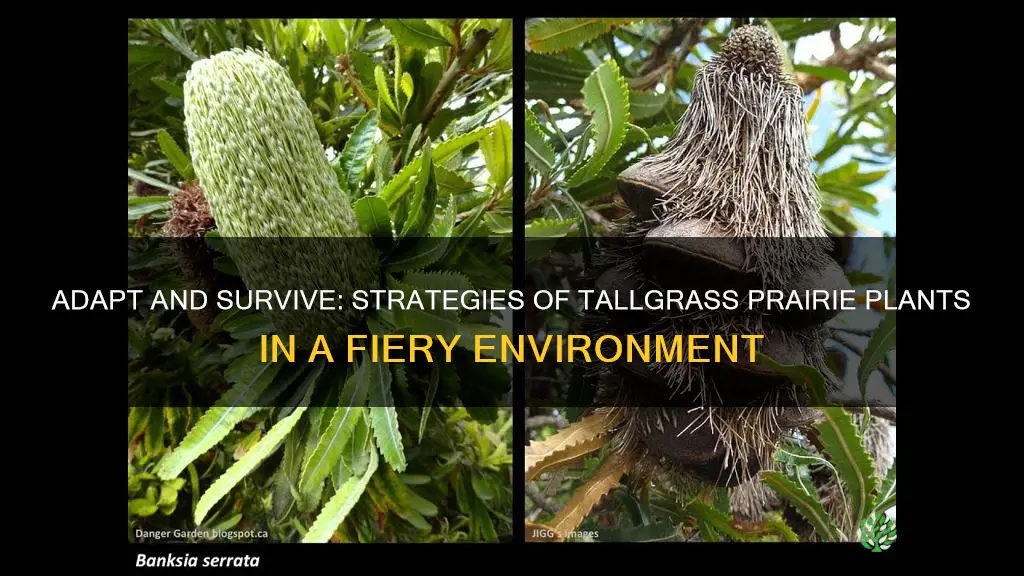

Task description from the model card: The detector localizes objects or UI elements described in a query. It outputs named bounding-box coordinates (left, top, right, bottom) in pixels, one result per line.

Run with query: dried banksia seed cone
left=584, top=26, right=848, bottom=500
left=160, top=182, right=237, bottom=330
left=183, top=49, right=380, bottom=345
left=161, top=181, right=215, bottom=239
left=620, top=24, right=834, bottom=288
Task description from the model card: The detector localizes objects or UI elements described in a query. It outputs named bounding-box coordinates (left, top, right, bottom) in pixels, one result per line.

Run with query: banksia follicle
left=584, top=26, right=850, bottom=498
left=183, top=49, right=380, bottom=344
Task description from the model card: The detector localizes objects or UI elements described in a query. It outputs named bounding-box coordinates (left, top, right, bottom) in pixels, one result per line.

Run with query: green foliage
left=526, top=19, right=642, bottom=54
left=859, top=310, right=896, bottom=397
left=129, top=18, right=512, bottom=543
left=565, top=60, right=630, bottom=187
left=761, top=472, right=841, bottom=540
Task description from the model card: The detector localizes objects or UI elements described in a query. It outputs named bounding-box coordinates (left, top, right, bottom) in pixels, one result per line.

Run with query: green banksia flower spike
left=183, top=49, right=380, bottom=345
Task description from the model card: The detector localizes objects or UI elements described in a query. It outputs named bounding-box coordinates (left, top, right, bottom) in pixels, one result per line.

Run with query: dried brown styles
left=160, top=182, right=244, bottom=330
left=581, top=25, right=851, bottom=498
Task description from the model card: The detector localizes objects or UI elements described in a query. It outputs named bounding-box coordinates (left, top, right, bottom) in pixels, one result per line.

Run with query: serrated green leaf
left=298, top=364, right=368, bottom=497
left=816, top=407, right=878, bottom=529
left=379, top=126, right=492, bottom=206
left=211, top=513, right=242, bottom=531
left=353, top=195, right=393, bottom=238
left=525, top=52, right=592, bottom=101
left=769, top=18, right=850, bottom=41
left=527, top=18, right=613, bottom=53
left=129, top=407, right=149, bottom=444
left=299, top=408, right=326, bottom=507
left=405, top=125, right=423, bottom=168
left=401, top=72, right=415, bottom=102
left=419, top=362, right=440, bottom=443
left=472, top=496, right=498, bottom=541
left=373, top=465, right=406, bottom=503
left=686, top=501, right=761, bottom=542
left=761, top=471, right=841, bottom=541
left=815, top=122, right=858, bottom=163
left=145, top=405, right=166, bottom=456
left=128, top=168, right=179, bottom=194
left=435, top=165, right=475, bottom=196
left=859, top=310, right=895, bottom=397
left=566, top=60, right=630, bottom=187
left=433, top=124, right=492, bottom=162
left=698, top=518, right=722, bottom=542
left=486, top=19, right=513, bottom=70
left=193, top=365, right=322, bottom=525
left=346, top=409, right=372, bottom=477
left=394, top=306, right=461, bottom=342
left=470, top=469, right=495, bottom=500
left=628, top=90, right=669, bottom=120
left=128, top=196, right=171, bottom=222
left=485, top=213, right=513, bottom=235
left=401, top=139, right=438, bottom=239
left=793, top=64, right=852, bottom=84
left=380, top=156, right=423, bottom=207
left=374, top=65, right=399, bottom=116
left=480, top=119, right=512, bottom=191
left=373, top=140, right=393, bottom=197
left=272, top=420, right=302, bottom=520
left=151, top=76, right=184, bottom=99
left=567, top=177, right=616, bottom=204
left=755, top=353, right=829, bottom=405
left=434, top=192, right=458, bottom=237
left=301, top=442, right=378, bottom=543
left=367, top=358, right=406, bottom=472
left=150, top=19, right=200, bottom=61
left=381, top=19, right=450, bottom=49
left=525, top=218, right=573, bottom=261
left=404, top=486, right=439, bottom=517
left=156, top=129, right=193, bottom=180
left=396, top=507, right=432, bottom=531
left=394, top=36, right=404, bottom=114
left=339, top=110, right=379, bottom=192
left=385, top=195, right=456, bottom=273
left=456, top=323, right=508, bottom=360
left=819, top=182, right=879, bottom=215
left=155, top=354, right=282, bottom=480
left=221, top=313, right=275, bottom=341
left=404, top=270, right=474, bottom=295
left=525, top=107, right=556, bottom=174
left=318, top=19, right=347, bottom=56
left=525, top=218, right=575, bottom=237
left=872, top=458, right=896, bottom=514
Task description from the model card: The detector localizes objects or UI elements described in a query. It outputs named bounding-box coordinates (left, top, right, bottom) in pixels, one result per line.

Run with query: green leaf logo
left=859, top=512, right=897, bottom=552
